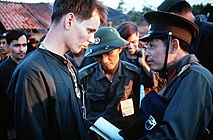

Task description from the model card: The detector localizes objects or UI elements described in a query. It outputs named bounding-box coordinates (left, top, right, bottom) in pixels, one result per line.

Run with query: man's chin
left=71, top=49, right=81, bottom=54
left=81, top=45, right=88, bottom=50
left=151, top=66, right=163, bottom=72
left=18, top=55, right=26, bottom=59
left=127, top=50, right=135, bottom=55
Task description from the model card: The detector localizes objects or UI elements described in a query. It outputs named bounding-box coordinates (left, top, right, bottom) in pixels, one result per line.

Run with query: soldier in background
left=117, top=21, right=164, bottom=94
left=0, top=33, right=9, bottom=63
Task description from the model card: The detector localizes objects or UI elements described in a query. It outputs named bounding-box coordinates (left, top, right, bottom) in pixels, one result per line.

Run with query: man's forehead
left=147, top=38, right=161, bottom=43
left=11, top=35, right=27, bottom=42
left=0, top=38, right=6, bottom=41
left=86, top=11, right=101, bottom=28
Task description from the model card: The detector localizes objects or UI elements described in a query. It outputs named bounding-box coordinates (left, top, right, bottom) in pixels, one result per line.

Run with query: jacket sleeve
left=6, top=67, right=53, bottom=140
left=140, top=69, right=213, bottom=139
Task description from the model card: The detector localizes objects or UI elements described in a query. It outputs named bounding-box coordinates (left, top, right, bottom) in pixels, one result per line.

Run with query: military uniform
left=158, top=0, right=213, bottom=73
left=192, top=17, right=213, bottom=73
left=79, top=60, right=140, bottom=128
left=79, top=26, right=142, bottom=129
left=119, top=11, right=213, bottom=140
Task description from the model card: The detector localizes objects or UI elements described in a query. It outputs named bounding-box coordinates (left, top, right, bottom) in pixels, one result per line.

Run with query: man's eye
left=22, top=43, right=27, bottom=47
left=88, top=29, right=96, bottom=34
left=13, top=43, right=27, bottom=47
left=131, top=40, right=137, bottom=44
left=13, top=44, right=20, bottom=47
left=107, top=51, right=114, bottom=56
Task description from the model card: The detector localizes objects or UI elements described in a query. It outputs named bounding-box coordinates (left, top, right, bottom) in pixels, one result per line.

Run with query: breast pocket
left=86, top=93, right=107, bottom=112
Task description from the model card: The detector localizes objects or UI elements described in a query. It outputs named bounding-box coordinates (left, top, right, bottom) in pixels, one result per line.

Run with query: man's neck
left=41, top=24, right=69, bottom=58
left=73, top=49, right=85, bottom=57
left=180, top=12, right=195, bottom=23
left=10, top=55, right=19, bottom=64
left=103, top=63, right=119, bottom=82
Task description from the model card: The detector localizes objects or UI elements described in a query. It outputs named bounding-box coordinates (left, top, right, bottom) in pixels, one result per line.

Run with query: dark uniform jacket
left=192, top=17, right=213, bottom=73
left=6, top=48, right=91, bottom=140
left=141, top=54, right=213, bottom=140
left=79, top=60, right=141, bottom=129
left=120, top=50, right=153, bottom=89
left=0, top=56, right=17, bottom=96
left=0, top=56, right=17, bottom=138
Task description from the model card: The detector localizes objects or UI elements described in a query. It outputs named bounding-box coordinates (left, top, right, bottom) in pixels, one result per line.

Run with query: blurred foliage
left=192, top=3, right=212, bottom=15
left=112, top=0, right=212, bottom=26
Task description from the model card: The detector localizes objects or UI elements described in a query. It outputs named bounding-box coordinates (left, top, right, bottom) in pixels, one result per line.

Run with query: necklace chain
left=40, top=42, right=47, bottom=50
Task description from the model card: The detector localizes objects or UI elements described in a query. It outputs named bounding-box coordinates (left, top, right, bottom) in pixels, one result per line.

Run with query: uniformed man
left=158, top=0, right=213, bottom=74
left=119, top=11, right=213, bottom=140
left=79, top=26, right=141, bottom=130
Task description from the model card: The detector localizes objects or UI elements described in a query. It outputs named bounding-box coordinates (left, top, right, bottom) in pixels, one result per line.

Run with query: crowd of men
left=0, top=0, right=212, bottom=140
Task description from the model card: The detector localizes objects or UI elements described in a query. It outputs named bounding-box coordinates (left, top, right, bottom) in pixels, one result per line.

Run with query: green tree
left=112, top=4, right=154, bottom=26
left=117, top=0, right=127, bottom=13
left=192, top=3, right=212, bottom=15
left=125, top=6, right=153, bottom=25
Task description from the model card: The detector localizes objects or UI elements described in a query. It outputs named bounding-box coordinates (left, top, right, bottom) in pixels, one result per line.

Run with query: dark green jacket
left=79, top=60, right=141, bottom=129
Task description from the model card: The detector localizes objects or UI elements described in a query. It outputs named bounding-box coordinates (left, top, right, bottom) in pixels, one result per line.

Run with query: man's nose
left=19, top=45, right=26, bottom=51
left=145, top=49, right=150, bottom=56
left=101, top=54, right=109, bottom=63
left=88, top=34, right=95, bottom=44
left=128, top=43, right=134, bottom=48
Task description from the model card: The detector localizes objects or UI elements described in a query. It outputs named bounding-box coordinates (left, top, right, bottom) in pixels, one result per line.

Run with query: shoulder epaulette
left=121, top=60, right=141, bottom=75
left=78, top=62, right=98, bottom=79
left=178, top=64, right=191, bottom=76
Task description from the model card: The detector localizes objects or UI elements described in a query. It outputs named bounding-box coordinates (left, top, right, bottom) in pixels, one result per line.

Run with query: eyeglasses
left=13, top=43, right=27, bottom=47
left=0, top=41, right=7, bottom=45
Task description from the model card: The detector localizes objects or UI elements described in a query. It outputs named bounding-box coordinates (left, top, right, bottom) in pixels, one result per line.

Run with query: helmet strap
left=162, top=32, right=172, bottom=80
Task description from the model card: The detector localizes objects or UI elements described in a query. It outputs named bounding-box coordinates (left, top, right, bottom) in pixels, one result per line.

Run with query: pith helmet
left=140, top=11, right=198, bottom=45
left=85, top=26, right=128, bottom=57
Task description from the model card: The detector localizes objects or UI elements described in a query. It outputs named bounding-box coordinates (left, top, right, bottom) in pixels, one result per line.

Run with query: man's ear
left=118, top=47, right=123, bottom=54
left=170, top=39, right=179, bottom=53
left=65, top=13, right=74, bottom=29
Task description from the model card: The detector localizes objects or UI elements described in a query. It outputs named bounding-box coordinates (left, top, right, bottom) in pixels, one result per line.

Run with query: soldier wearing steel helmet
left=79, top=26, right=141, bottom=130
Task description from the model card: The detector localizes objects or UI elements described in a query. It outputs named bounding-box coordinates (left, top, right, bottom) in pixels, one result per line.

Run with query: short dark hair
left=177, top=38, right=189, bottom=51
left=160, top=36, right=189, bottom=51
left=51, top=0, right=107, bottom=25
left=168, top=1, right=192, bottom=15
left=116, top=22, right=139, bottom=40
left=0, top=33, right=6, bottom=39
left=6, top=30, right=26, bottom=45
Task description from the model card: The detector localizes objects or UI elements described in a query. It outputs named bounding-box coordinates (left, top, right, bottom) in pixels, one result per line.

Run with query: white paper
left=90, top=117, right=124, bottom=140
left=120, top=98, right=134, bottom=117
left=139, top=84, right=145, bottom=108
left=89, top=125, right=111, bottom=140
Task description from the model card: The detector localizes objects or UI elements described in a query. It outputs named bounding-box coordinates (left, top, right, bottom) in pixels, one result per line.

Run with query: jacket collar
left=96, top=61, right=128, bottom=81
left=167, top=54, right=199, bottom=81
